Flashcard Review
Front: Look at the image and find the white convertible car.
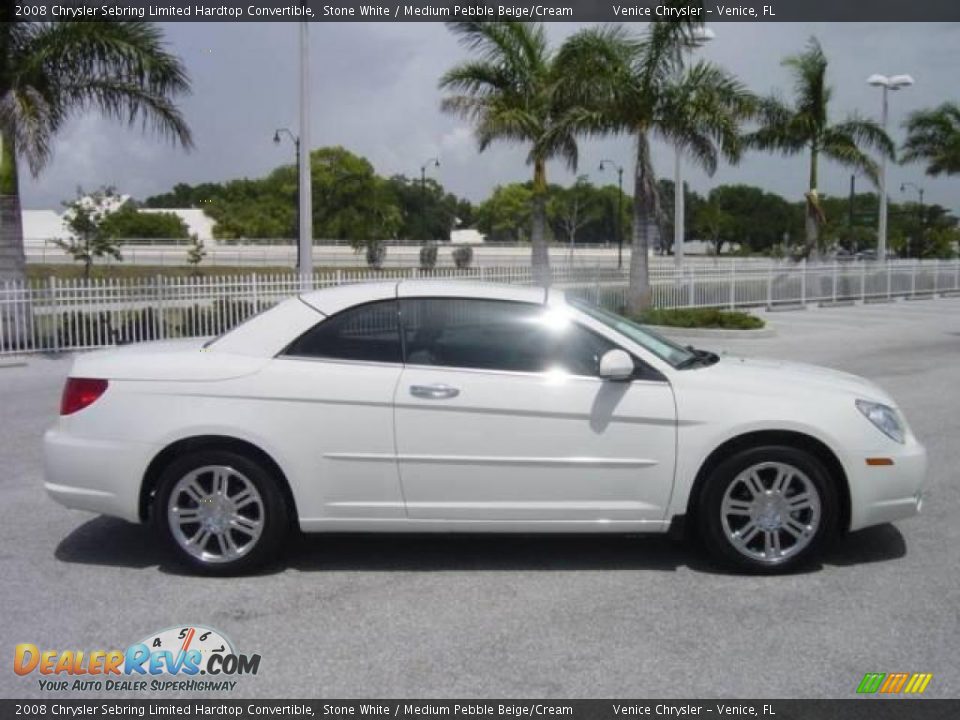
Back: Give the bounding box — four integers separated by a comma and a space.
44, 281, 926, 574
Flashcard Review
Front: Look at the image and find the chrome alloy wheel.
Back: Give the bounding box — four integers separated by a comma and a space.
720, 461, 822, 565
167, 465, 265, 564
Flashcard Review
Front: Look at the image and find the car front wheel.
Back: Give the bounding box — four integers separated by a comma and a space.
154, 449, 289, 575
699, 446, 840, 573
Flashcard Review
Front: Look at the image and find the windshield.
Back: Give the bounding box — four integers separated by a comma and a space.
566, 294, 697, 368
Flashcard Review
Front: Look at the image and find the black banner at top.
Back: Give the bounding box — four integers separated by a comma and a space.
10, 0, 960, 22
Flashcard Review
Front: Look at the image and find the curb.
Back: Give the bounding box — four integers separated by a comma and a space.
766, 303, 807, 313
645, 323, 776, 340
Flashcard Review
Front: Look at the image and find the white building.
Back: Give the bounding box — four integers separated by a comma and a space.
21, 210, 68, 247
21, 199, 217, 245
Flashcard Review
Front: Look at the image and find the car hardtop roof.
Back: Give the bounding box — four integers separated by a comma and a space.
300, 280, 549, 316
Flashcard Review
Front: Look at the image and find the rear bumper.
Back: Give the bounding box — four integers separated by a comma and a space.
847, 440, 927, 531
43, 429, 154, 524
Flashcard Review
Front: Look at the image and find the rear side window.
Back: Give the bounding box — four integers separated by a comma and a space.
284, 300, 401, 363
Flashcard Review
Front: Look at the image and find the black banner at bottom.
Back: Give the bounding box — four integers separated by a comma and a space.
1, 700, 956, 720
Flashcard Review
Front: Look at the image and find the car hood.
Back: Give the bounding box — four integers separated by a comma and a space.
70, 338, 269, 382
694, 355, 895, 405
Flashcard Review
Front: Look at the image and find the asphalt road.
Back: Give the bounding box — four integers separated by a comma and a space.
1, 297, 958, 699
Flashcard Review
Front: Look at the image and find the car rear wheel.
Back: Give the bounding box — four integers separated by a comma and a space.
153, 449, 289, 575
699, 446, 840, 573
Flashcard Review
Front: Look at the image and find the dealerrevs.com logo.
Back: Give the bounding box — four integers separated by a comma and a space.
14, 625, 260, 693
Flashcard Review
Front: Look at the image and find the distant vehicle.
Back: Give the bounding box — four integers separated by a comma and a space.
44, 282, 926, 574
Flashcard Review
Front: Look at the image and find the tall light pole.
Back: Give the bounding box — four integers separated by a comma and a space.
419, 157, 439, 241
298, 19, 313, 289
273, 128, 300, 269
867, 73, 913, 261
901, 181, 924, 258
599, 159, 624, 269
675, 26, 715, 270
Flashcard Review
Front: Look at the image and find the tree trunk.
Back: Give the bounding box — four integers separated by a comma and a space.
0, 127, 27, 283
804, 146, 821, 259
530, 158, 551, 287
626, 133, 658, 315
0, 127, 31, 351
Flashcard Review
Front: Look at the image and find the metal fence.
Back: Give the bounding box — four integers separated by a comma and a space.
2, 259, 959, 356
25, 240, 783, 270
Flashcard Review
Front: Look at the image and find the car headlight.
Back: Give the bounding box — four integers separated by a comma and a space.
856, 400, 905, 444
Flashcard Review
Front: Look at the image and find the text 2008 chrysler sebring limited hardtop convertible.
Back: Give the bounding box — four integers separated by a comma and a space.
44, 282, 926, 574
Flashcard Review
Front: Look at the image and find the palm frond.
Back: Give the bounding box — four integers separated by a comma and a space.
782, 36, 830, 129
827, 116, 895, 159
821, 134, 880, 185
657, 60, 755, 170
4, 21, 193, 176
901, 102, 960, 176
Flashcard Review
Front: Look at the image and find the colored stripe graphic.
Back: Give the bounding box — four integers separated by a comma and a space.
857, 672, 932, 694
904, 673, 933, 694
857, 673, 885, 693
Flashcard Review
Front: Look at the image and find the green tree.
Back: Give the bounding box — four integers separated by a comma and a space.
55, 188, 124, 278
143, 182, 222, 209
744, 37, 894, 258
547, 176, 605, 248
555, 13, 753, 311
100, 202, 189, 241
476, 183, 534, 243
158, 147, 406, 249
901, 102, 960, 177
694, 198, 733, 255
708, 184, 801, 254
382, 174, 469, 241
440, 21, 588, 285
186, 234, 206, 274
1, 22, 192, 282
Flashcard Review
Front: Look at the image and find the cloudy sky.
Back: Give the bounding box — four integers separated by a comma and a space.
20, 21, 960, 215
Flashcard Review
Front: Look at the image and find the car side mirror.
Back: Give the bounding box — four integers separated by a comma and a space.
599, 349, 635, 381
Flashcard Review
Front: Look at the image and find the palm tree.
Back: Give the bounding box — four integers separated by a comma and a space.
555, 19, 752, 312
439, 22, 585, 286
1, 22, 193, 282
744, 37, 893, 258
901, 102, 960, 177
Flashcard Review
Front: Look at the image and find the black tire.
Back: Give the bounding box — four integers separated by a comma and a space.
153, 449, 289, 575
698, 445, 840, 574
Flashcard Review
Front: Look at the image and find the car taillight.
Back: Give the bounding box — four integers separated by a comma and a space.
60, 378, 109, 416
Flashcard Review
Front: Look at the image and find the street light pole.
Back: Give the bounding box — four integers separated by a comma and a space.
273, 128, 300, 269
599, 160, 624, 269
419, 157, 439, 241
298, 19, 313, 289
675, 27, 715, 270
868, 73, 914, 261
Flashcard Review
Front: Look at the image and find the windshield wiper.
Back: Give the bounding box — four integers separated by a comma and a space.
676, 345, 720, 369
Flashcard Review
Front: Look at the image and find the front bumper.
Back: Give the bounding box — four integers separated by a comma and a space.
846, 439, 927, 532
43, 429, 155, 524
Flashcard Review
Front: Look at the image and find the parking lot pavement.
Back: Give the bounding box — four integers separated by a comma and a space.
1, 297, 958, 699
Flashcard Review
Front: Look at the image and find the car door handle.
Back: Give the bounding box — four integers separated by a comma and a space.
410, 384, 460, 400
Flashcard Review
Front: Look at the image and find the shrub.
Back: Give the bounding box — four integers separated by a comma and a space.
419, 242, 438, 271
365, 242, 386, 269
634, 307, 764, 330
452, 244, 473, 269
